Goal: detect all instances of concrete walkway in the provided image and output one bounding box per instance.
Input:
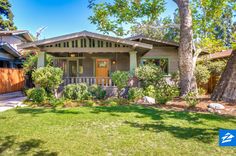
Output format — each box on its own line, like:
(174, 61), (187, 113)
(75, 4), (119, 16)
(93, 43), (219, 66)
(0, 96), (27, 112)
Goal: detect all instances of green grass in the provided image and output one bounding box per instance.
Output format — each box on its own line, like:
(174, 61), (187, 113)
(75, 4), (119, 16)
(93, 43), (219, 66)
(0, 105), (235, 156)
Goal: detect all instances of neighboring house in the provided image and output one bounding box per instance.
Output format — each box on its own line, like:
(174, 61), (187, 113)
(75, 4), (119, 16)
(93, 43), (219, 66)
(0, 30), (34, 94)
(200, 49), (233, 93)
(0, 30), (34, 68)
(19, 30), (179, 87)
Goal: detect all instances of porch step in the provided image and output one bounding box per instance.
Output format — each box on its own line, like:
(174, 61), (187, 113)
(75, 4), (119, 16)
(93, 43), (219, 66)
(0, 91), (24, 101)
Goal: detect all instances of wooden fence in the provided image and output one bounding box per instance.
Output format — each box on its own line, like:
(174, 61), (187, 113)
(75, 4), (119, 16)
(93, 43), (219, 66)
(0, 68), (25, 94)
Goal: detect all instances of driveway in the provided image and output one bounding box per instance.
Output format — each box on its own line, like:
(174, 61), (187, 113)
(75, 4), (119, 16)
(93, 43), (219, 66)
(0, 97), (26, 112)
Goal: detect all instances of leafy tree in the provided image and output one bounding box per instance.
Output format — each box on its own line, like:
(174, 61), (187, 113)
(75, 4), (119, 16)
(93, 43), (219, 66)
(131, 15), (180, 42)
(0, 0), (16, 30)
(89, 0), (166, 36)
(32, 67), (63, 95)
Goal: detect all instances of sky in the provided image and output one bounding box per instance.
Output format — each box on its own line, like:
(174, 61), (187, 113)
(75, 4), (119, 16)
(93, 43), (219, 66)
(10, 0), (178, 39)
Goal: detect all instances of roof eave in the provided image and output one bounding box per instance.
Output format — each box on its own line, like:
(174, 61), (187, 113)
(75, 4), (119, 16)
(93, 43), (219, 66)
(127, 36), (179, 47)
(0, 42), (21, 57)
(19, 31), (153, 50)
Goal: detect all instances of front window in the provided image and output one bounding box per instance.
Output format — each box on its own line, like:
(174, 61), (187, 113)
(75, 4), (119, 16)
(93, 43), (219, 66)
(142, 58), (169, 74)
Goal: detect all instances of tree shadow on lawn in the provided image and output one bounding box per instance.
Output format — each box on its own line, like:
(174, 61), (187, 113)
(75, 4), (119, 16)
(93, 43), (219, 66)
(0, 135), (57, 156)
(124, 121), (219, 144)
(15, 108), (83, 117)
(91, 105), (236, 143)
(91, 105), (236, 125)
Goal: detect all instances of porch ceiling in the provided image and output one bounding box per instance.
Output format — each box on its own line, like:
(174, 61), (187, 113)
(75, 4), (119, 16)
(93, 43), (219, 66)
(18, 31), (153, 51)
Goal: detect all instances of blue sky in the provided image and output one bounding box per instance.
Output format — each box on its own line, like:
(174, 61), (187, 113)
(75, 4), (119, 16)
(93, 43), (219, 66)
(10, 0), (177, 39)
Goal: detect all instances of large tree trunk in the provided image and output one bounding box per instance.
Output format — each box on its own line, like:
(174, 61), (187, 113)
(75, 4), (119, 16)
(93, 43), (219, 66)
(211, 50), (236, 102)
(174, 0), (197, 96)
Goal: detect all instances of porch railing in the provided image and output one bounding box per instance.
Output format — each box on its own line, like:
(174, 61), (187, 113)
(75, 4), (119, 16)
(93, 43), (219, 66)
(63, 77), (115, 87)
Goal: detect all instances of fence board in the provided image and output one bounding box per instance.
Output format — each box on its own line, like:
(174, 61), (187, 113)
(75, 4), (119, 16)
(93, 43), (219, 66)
(0, 68), (25, 94)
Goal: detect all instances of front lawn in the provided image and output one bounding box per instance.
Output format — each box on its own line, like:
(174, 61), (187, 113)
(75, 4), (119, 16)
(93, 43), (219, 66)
(0, 105), (235, 155)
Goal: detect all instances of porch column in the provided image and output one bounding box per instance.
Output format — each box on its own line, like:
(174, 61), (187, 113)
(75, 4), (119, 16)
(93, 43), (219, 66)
(129, 51), (137, 73)
(37, 52), (46, 68)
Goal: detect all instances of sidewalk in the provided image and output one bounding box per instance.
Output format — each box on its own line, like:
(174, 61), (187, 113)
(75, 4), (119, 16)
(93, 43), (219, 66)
(0, 96), (27, 112)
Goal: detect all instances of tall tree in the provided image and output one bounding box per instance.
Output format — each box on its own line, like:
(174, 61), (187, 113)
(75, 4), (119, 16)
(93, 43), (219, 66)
(0, 0), (16, 30)
(173, 0), (196, 95)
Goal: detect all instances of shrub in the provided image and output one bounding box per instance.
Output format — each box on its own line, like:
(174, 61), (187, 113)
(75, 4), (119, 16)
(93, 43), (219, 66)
(198, 87), (207, 95)
(135, 64), (164, 87)
(32, 66), (63, 94)
(207, 60), (226, 76)
(63, 100), (79, 107)
(170, 71), (180, 86)
(84, 100), (96, 106)
(143, 85), (156, 98)
(48, 97), (65, 107)
(155, 83), (179, 104)
(195, 64), (211, 85)
(111, 71), (130, 98)
(104, 97), (129, 106)
(128, 87), (143, 101)
(63, 83), (90, 100)
(26, 87), (46, 103)
(89, 84), (106, 99)
(184, 92), (199, 108)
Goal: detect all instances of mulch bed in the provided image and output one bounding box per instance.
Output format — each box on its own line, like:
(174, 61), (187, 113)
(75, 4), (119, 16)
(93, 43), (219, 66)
(142, 95), (236, 117)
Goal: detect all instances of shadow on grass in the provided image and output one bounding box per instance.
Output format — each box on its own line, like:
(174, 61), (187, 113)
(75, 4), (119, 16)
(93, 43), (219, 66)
(124, 121), (218, 143)
(91, 105), (236, 124)
(0, 136), (57, 156)
(91, 105), (235, 143)
(15, 108), (83, 116)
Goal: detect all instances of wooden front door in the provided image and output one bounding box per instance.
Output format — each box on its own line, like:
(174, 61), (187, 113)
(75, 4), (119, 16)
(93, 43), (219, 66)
(96, 59), (109, 78)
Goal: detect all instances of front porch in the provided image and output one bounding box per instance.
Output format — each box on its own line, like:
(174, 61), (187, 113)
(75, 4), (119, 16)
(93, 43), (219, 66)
(38, 51), (141, 87)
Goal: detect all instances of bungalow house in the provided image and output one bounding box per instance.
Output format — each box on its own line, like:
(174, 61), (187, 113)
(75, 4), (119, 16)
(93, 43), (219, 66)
(19, 31), (179, 87)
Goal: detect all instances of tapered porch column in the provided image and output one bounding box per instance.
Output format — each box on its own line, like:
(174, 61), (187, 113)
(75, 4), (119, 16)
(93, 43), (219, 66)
(129, 51), (137, 73)
(37, 52), (46, 68)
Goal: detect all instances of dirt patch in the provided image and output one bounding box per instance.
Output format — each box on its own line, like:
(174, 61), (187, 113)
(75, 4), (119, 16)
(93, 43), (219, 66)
(142, 95), (236, 117)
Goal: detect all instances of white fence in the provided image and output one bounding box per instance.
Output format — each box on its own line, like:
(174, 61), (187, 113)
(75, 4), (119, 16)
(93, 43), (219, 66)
(64, 77), (115, 87)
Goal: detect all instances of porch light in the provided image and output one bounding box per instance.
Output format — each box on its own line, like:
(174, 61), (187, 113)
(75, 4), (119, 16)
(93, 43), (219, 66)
(112, 60), (116, 65)
(70, 53), (76, 57)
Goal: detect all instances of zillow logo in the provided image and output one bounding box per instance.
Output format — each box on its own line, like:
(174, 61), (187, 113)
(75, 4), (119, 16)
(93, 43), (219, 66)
(219, 129), (236, 146)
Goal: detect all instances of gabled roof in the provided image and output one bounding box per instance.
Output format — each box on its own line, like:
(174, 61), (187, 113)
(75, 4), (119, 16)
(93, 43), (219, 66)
(0, 30), (34, 42)
(0, 42), (21, 57)
(127, 34), (179, 47)
(19, 31), (153, 50)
